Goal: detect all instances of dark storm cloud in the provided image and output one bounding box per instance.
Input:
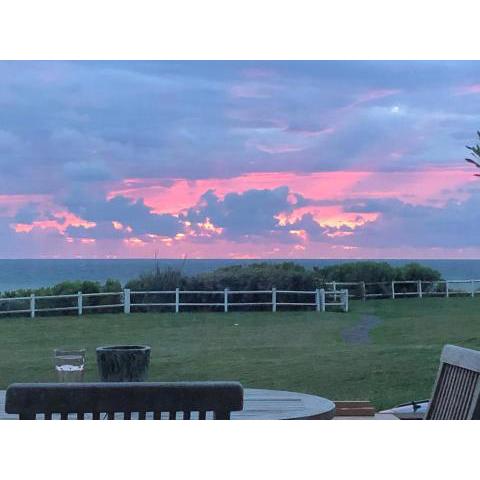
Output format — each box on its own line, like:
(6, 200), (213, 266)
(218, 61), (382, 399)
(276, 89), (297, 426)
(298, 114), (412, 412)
(340, 191), (480, 249)
(65, 194), (183, 237)
(63, 161), (112, 182)
(288, 212), (345, 241)
(184, 187), (299, 240)
(182, 186), (335, 244)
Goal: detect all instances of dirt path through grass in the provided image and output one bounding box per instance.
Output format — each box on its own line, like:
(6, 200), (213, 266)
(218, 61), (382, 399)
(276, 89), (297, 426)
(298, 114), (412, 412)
(341, 314), (382, 345)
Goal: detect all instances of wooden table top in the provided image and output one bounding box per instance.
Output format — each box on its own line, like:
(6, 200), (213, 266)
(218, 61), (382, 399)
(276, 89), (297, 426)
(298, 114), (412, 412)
(0, 387), (335, 420)
(233, 388), (335, 420)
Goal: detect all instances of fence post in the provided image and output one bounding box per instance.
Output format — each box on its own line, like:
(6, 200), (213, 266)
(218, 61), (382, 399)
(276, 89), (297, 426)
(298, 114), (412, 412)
(320, 288), (326, 312)
(391, 281), (395, 299)
(224, 288), (229, 312)
(333, 281), (337, 301)
(123, 288), (130, 314)
(77, 291), (83, 316)
(30, 293), (35, 319)
(361, 281), (366, 302)
(418, 280), (422, 298)
(472, 280), (475, 298)
(343, 289), (349, 312)
(272, 288), (277, 312)
(446, 281), (449, 298)
(175, 288), (180, 313)
(315, 288), (320, 312)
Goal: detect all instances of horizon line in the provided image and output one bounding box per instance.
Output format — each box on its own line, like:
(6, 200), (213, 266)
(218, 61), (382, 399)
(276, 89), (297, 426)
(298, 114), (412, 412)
(1, 257), (479, 261)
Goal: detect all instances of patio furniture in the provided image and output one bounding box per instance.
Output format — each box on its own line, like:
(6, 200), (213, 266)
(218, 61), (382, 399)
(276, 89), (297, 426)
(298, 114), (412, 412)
(379, 399), (429, 420)
(425, 344), (480, 420)
(231, 388), (335, 419)
(1, 386), (335, 420)
(5, 381), (243, 420)
(334, 400), (375, 417)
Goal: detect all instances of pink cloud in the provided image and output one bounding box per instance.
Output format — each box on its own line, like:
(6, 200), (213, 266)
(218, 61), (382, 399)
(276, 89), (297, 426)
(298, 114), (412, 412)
(107, 171), (374, 215)
(356, 89), (401, 103)
(286, 127), (335, 138)
(241, 67), (276, 79)
(349, 166), (476, 206)
(255, 143), (307, 154)
(12, 211), (95, 234)
(229, 83), (274, 99)
(0, 194), (50, 216)
(6, 165), (477, 259)
(123, 237), (147, 247)
(277, 205), (378, 230)
(342, 88), (401, 110)
(455, 84), (480, 95)
(9, 212), (480, 260)
(110, 167), (472, 217)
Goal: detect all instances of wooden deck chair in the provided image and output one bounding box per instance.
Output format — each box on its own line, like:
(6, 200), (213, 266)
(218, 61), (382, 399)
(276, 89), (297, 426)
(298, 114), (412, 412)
(5, 381), (243, 420)
(425, 344), (480, 420)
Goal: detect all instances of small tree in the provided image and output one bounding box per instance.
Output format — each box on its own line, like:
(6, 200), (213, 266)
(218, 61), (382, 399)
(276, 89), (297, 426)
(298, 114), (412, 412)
(465, 131), (480, 175)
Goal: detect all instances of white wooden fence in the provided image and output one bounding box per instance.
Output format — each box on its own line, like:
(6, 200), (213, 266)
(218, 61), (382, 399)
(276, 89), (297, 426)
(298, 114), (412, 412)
(2, 278), (478, 317)
(0, 288), (349, 317)
(327, 279), (480, 300)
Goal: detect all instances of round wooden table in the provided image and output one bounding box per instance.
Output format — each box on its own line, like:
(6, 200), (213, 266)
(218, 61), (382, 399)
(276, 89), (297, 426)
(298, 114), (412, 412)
(232, 388), (336, 420)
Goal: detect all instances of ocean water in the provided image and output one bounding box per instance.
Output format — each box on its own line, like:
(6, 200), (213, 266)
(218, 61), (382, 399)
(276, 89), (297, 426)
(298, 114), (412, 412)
(1, 259), (480, 293)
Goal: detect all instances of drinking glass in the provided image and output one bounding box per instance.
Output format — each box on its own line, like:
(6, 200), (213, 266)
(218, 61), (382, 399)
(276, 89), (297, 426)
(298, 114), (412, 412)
(54, 348), (86, 382)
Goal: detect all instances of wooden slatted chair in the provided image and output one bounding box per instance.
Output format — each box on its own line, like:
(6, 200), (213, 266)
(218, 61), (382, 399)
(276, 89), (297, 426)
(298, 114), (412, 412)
(5, 381), (244, 420)
(425, 344), (480, 420)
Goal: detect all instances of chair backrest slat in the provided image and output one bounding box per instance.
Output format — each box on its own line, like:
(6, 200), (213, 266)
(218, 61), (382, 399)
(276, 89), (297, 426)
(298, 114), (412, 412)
(214, 411), (230, 420)
(425, 345), (480, 420)
(445, 367), (463, 418)
(20, 413), (35, 420)
(5, 381), (243, 421)
(456, 369), (473, 418)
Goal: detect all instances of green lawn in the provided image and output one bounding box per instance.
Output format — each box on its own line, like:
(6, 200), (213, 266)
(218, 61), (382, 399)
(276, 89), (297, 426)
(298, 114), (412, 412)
(1, 297), (479, 410)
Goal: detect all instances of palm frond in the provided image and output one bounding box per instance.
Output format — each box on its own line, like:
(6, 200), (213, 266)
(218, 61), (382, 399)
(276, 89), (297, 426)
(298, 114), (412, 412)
(465, 158), (480, 168)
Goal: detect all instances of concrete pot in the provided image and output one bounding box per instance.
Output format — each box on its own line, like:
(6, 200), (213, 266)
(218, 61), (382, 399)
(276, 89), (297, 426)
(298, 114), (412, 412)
(96, 345), (151, 382)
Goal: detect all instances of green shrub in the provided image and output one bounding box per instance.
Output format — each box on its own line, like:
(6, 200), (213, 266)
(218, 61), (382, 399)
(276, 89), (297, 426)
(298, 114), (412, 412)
(313, 261), (397, 283)
(395, 262), (442, 282)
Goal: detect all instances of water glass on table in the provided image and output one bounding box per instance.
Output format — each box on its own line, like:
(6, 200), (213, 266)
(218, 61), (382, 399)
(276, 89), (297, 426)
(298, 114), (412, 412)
(54, 348), (86, 382)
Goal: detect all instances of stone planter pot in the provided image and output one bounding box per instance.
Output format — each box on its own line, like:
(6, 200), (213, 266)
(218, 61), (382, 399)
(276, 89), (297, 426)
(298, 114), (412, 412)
(96, 345), (151, 382)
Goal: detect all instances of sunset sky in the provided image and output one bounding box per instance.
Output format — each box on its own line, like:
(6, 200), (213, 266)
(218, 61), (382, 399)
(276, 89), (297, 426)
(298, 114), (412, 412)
(1, 60), (480, 259)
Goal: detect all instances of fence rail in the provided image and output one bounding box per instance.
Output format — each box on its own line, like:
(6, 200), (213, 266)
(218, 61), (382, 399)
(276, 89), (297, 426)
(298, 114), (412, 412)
(326, 279), (480, 301)
(0, 288), (349, 318)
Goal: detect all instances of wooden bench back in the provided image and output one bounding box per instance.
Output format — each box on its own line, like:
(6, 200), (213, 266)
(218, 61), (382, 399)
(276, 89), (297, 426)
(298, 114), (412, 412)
(425, 345), (480, 420)
(5, 381), (244, 420)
